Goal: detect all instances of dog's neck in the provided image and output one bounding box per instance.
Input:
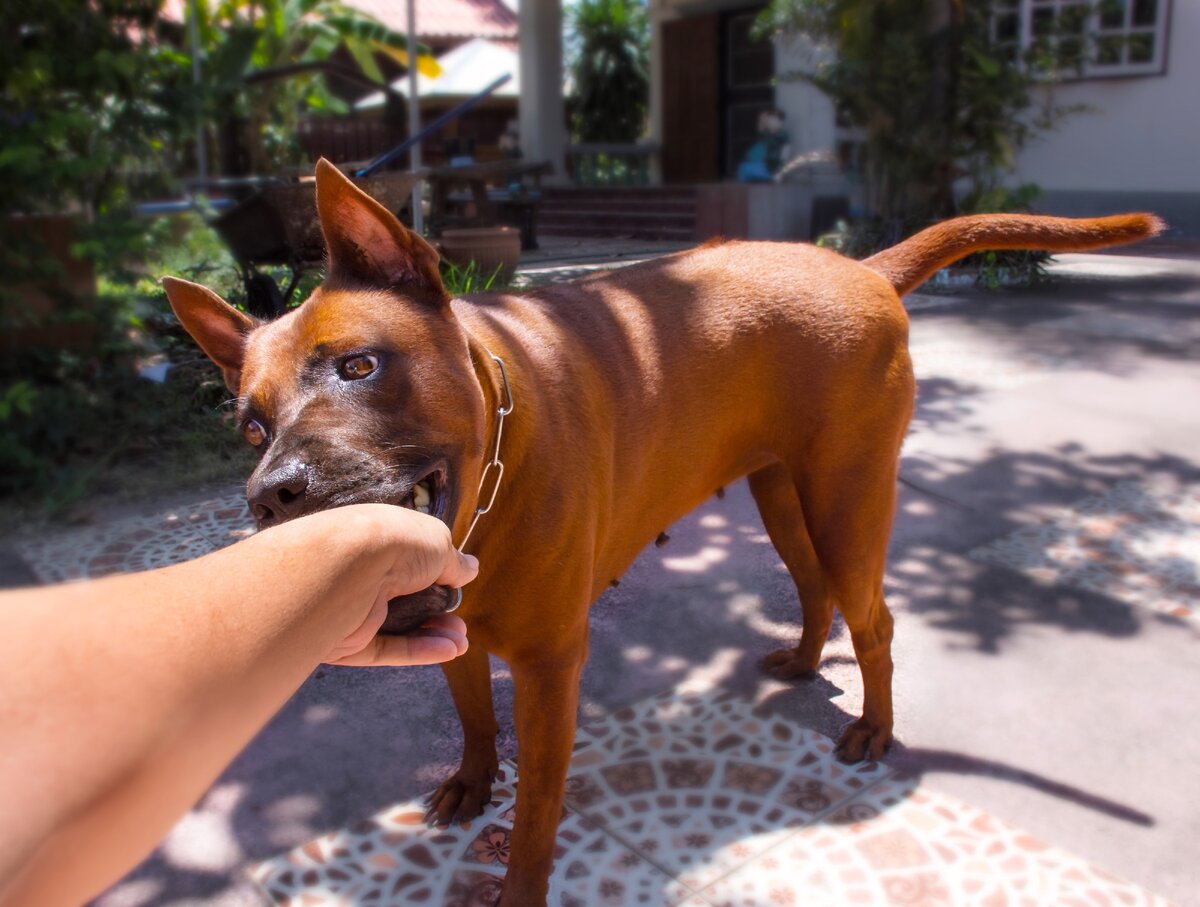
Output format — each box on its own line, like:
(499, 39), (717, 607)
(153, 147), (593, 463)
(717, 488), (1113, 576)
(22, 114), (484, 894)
(459, 331), (515, 551)
(466, 331), (508, 448)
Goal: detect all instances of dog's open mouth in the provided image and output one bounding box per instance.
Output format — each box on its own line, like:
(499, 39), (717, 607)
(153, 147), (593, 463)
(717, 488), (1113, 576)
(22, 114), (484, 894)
(381, 466), (458, 636)
(396, 467), (449, 523)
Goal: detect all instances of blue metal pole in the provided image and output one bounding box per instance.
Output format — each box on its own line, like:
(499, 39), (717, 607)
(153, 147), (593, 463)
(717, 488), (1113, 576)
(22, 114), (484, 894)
(355, 74), (513, 178)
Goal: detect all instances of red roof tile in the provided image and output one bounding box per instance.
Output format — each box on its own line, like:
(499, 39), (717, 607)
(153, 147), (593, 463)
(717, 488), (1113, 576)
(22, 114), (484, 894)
(160, 0), (517, 41)
(360, 0), (517, 39)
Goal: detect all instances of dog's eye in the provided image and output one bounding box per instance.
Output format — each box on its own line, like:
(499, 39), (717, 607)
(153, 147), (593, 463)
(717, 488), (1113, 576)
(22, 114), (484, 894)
(340, 353), (378, 381)
(242, 419), (267, 447)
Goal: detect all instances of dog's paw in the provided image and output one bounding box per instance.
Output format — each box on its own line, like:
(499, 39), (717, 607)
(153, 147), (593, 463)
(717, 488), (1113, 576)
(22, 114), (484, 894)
(835, 718), (891, 763)
(761, 647), (819, 681)
(425, 767), (497, 827)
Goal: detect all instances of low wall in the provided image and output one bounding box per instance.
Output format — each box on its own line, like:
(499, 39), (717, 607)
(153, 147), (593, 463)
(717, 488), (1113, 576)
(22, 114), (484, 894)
(694, 182), (849, 242)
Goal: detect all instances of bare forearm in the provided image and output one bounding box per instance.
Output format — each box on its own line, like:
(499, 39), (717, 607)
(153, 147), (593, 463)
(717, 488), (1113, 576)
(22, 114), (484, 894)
(0, 504), (464, 902)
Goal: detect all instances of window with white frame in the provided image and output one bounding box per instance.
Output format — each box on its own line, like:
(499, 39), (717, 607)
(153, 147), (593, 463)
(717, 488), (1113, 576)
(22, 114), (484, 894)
(991, 0), (1170, 78)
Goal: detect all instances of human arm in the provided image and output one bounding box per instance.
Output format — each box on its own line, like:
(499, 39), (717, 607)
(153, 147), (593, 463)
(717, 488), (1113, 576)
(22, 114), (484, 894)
(0, 503), (475, 907)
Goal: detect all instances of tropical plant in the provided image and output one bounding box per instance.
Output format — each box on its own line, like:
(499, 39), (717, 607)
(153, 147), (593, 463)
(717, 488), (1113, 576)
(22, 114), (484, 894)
(757, 0), (1080, 234)
(0, 1), (189, 267)
(566, 0), (650, 143)
(186, 0), (437, 174)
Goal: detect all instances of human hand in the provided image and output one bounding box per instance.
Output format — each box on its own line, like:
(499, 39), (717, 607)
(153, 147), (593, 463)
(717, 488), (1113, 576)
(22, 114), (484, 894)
(326, 612), (469, 667)
(317, 505), (478, 667)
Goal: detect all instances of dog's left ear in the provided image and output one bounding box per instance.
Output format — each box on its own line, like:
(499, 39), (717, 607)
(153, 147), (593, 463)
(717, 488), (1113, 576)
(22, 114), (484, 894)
(161, 276), (258, 392)
(314, 158), (446, 300)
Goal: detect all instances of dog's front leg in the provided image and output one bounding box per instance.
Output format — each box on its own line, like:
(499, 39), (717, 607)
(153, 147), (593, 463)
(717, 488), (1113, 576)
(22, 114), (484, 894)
(428, 642), (500, 824)
(498, 645), (587, 907)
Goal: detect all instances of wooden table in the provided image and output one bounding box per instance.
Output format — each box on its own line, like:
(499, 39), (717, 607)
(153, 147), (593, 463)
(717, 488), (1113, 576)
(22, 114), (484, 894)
(427, 159), (552, 250)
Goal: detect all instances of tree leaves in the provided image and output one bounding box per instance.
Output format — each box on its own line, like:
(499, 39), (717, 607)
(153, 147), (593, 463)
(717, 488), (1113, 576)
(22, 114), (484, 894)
(567, 0), (650, 144)
(759, 0), (1074, 228)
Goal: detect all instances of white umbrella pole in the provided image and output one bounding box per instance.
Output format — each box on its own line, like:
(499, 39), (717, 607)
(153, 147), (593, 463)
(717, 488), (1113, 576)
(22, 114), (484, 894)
(406, 0), (424, 234)
(190, 0), (208, 183)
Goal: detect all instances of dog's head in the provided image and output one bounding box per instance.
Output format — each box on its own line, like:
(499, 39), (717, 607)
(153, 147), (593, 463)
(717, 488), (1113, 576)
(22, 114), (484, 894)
(163, 160), (489, 538)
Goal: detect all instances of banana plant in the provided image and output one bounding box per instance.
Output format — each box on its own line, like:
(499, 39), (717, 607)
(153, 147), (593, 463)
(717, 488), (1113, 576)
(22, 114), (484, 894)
(186, 0), (439, 173)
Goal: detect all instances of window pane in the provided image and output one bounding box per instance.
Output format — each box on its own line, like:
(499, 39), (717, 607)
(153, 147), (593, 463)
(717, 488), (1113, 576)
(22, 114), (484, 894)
(1032, 7), (1055, 35)
(1133, 0), (1158, 26)
(996, 12), (1019, 41)
(730, 51), (773, 87)
(1059, 36), (1084, 68)
(1094, 34), (1125, 65)
(1098, 0), (1128, 29)
(1128, 32), (1155, 62)
(1060, 4), (1089, 35)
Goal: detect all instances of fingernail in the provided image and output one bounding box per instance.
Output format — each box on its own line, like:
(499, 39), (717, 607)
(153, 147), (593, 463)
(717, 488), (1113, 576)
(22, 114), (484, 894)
(462, 553), (479, 573)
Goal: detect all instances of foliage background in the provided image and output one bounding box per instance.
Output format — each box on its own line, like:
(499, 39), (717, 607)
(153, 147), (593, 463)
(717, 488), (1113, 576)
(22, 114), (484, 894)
(566, 0), (650, 143)
(0, 0), (418, 516)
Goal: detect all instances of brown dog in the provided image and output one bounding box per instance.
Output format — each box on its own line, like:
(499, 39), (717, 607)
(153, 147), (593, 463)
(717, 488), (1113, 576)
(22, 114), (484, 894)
(163, 160), (1160, 905)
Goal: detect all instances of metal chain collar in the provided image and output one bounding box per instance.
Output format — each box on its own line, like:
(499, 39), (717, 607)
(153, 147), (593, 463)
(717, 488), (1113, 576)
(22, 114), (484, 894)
(457, 351), (513, 554)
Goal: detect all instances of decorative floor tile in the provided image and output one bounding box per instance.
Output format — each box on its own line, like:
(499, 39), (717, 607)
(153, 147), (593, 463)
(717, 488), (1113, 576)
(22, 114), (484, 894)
(694, 776), (1174, 907)
(15, 490), (252, 583)
(248, 687), (1174, 906)
(249, 766), (687, 907)
(564, 690), (889, 890)
(968, 479), (1200, 623)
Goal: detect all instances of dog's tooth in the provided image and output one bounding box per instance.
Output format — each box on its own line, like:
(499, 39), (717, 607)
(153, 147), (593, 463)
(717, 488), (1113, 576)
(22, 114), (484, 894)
(413, 481), (432, 512)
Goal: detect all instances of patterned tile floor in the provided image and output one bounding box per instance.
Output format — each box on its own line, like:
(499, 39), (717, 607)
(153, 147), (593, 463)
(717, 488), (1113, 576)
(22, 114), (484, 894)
(969, 479), (1200, 625)
(248, 690), (1171, 907)
(14, 488), (253, 584)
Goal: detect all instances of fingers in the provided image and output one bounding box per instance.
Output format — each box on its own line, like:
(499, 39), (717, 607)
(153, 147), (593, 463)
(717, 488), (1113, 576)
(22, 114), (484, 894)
(361, 505), (478, 596)
(438, 551), (479, 590)
(329, 615), (468, 667)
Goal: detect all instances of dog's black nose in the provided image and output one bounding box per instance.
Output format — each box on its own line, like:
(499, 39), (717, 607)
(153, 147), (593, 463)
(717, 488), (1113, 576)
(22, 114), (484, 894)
(248, 460), (309, 525)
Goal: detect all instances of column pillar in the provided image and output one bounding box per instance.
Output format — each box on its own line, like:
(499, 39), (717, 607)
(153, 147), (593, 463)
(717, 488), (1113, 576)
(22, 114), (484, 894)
(519, 0), (568, 182)
(647, 6), (664, 184)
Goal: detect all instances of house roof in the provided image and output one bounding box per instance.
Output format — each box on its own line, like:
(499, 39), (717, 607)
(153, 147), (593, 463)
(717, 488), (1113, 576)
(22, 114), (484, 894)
(159, 0), (518, 42)
(339, 0), (517, 42)
(356, 37), (518, 108)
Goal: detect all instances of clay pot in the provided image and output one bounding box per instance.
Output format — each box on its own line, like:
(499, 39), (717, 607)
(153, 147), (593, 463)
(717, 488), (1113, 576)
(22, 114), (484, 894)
(439, 226), (521, 283)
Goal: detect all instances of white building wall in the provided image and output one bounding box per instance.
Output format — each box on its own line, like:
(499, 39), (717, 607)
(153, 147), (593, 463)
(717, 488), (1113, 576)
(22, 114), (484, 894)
(772, 38), (837, 156)
(1013, 1), (1200, 194)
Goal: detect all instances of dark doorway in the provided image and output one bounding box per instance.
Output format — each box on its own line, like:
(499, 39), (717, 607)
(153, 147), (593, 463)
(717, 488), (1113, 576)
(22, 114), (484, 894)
(720, 5), (775, 178)
(661, 12), (720, 183)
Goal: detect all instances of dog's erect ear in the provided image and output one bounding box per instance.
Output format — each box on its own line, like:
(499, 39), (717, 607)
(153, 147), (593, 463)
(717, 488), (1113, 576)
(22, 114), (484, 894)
(161, 276), (258, 392)
(314, 158), (446, 299)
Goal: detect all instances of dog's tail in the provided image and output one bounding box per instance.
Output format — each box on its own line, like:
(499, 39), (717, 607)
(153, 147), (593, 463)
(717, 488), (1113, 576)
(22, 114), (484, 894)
(863, 213), (1165, 296)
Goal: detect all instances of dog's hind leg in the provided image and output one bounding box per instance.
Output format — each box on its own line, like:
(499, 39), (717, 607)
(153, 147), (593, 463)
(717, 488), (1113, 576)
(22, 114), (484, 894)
(793, 434), (906, 763)
(427, 642), (500, 824)
(749, 462), (834, 681)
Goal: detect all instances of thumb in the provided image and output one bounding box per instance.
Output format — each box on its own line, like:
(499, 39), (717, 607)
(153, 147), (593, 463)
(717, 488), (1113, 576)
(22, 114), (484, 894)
(437, 550), (479, 589)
